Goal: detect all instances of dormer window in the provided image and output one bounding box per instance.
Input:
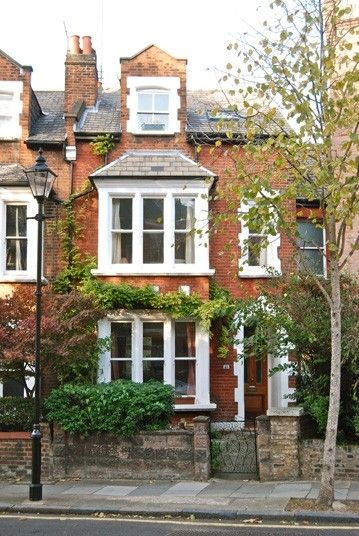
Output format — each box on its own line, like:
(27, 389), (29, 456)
(127, 76), (180, 135)
(137, 90), (169, 132)
(0, 81), (22, 139)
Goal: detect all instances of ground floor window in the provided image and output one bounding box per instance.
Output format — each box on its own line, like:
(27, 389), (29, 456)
(98, 312), (211, 406)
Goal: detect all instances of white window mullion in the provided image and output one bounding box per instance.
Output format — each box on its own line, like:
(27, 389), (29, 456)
(164, 194), (173, 266)
(98, 319), (111, 382)
(133, 193), (142, 266)
(163, 318), (173, 386)
(133, 316), (142, 382)
(196, 323), (210, 405)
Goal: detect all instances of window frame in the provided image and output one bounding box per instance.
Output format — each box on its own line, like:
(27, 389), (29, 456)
(0, 81), (23, 139)
(0, 188), (38, 281)
(297, 219), (326, 276)
(137, 89), (170, 132)
(238, 198), (281, 278)
(93, 179), (214, 276)
(98, 312), (215, 410)
(126, 76), (180, 135)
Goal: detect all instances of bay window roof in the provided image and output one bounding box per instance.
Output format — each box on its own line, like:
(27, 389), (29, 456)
(89, 150), (216, 180)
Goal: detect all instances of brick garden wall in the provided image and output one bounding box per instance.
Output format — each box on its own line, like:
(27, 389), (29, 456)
(0, 427), (52, 480)
(300, 439), (359, 480)
(0, 417), (210, 482)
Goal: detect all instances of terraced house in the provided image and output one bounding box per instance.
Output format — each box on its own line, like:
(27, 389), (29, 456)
(0, 37), (325, 424)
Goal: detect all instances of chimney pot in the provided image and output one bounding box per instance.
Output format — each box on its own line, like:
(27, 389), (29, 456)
(69, 35), (81, 54)
(82, 36), (93, 55)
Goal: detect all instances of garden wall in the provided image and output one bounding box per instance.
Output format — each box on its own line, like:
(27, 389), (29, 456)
(0, 428), (52, 480)
(0, 416), (210, 482)
(256, 408), (359, 481)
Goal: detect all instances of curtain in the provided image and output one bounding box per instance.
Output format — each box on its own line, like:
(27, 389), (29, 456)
(185, 201), (195, 263)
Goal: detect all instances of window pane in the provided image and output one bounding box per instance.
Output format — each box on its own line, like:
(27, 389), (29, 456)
(175, 198), (195, 230)
(138, 93), (152, 111)
(154, 93), (169, 111)
(143, 233), (164, 263)
(175, 360), (196, 395)
(297, 221), (324, 248)
(143, 361), (164, 383)
(111, 323), (132, 358)
(6, 205), (27, 236)
(299, 249), (324, 275)
(175, 322), (196, 358)
(143, 322), (164, 358)
(111, 360), (132, 381)
(112, 199), (132, 230)
(175, 233), (195, 264)
(112, 233), (132, 263)
(143, 199), (163, 229)
(6, 239), (27, 270)
(3, 378), (24, 397)
(248, 236), (267, 267)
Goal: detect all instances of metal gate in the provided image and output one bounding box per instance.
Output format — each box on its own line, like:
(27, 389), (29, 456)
(210, 420), (258, 478)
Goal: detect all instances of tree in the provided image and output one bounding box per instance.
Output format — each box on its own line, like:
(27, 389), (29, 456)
(0, 286), (106, 394)
(210, 0), (358, 506)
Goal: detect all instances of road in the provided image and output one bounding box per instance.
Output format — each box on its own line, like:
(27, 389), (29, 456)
(0, 515), (358, 535)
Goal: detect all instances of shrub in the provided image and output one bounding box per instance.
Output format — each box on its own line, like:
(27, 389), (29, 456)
(0, 397), (34, 432)
(44, 380), (174, 437)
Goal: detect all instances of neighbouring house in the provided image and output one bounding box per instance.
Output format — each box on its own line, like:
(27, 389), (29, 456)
(0, 36), (328, 424)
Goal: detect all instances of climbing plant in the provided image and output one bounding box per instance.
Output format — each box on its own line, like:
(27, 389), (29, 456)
(90, 134), (115, 164)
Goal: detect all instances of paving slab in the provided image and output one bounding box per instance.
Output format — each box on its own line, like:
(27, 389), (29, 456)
(61, 485), (105, 495)
(162, 481), (209, 496)
(128, 483), (173, 497)
(93, 485), (137, 497)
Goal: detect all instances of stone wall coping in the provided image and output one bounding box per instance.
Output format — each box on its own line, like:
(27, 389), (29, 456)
(0, 431), (31, 440)
(267, 407), (304, 417)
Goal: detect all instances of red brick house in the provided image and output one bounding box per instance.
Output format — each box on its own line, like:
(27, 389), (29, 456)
(0, 37), (326, 423)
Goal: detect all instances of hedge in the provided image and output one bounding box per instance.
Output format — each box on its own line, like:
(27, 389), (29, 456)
(0, 397), (34, 432)
(44, 380), (174, 437)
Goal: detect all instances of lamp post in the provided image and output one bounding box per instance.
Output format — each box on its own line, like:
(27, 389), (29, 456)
(25, 148), (57, 502)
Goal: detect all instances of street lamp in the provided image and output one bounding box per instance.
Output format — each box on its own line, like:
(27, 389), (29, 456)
(25, 148), (57, 501)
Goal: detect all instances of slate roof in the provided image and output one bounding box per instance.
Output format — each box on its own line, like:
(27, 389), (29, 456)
(76, 90), (121, 135)
(26, 88), (289, 144)
(90, 150), (216, 179)
(187, 90), (290, 137)
(27, 91), (65, 144)
(0, 164), (29, 186)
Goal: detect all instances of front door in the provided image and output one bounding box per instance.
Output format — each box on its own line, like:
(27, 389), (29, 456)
(244, 355), (268, 418)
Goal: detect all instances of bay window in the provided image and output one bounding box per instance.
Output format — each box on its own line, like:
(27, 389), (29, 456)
(99, 313), (214, 409)
(94, 182), (213, 276)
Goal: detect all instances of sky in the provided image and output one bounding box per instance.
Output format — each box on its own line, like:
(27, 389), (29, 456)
(0, 0), (264, 91)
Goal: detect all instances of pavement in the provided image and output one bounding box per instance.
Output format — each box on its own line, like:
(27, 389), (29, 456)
(0, 479), (358, 525)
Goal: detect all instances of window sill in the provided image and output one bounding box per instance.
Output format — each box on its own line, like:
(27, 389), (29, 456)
(174, 403), (217, 412)
(129, 131), (178, 136)
(239, 272), (281, 279)
(0, 276), (47, 283)
(0, 136), (20, 141)
(92, 268), (216, 277)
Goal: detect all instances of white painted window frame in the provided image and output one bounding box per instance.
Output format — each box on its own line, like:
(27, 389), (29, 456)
(126, 76), (180, 135)
(238, 198), (281, 278)
(98, 311), (215, 411)
(92, 178), (214, 276)
(0, 188), (38, 282)
(0, 81), (23, 139)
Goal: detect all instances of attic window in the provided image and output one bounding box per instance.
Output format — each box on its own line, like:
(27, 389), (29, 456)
(0, 81), (22, 139)
(207, 110), (238, 120)
(126, 76), (180, 135)
(137, 90), (169, 132)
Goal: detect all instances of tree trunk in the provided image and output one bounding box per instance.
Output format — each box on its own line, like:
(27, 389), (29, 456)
(317, 222), (342, 507)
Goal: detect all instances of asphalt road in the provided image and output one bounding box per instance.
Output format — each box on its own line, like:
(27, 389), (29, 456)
(0, 515), (358, 536)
